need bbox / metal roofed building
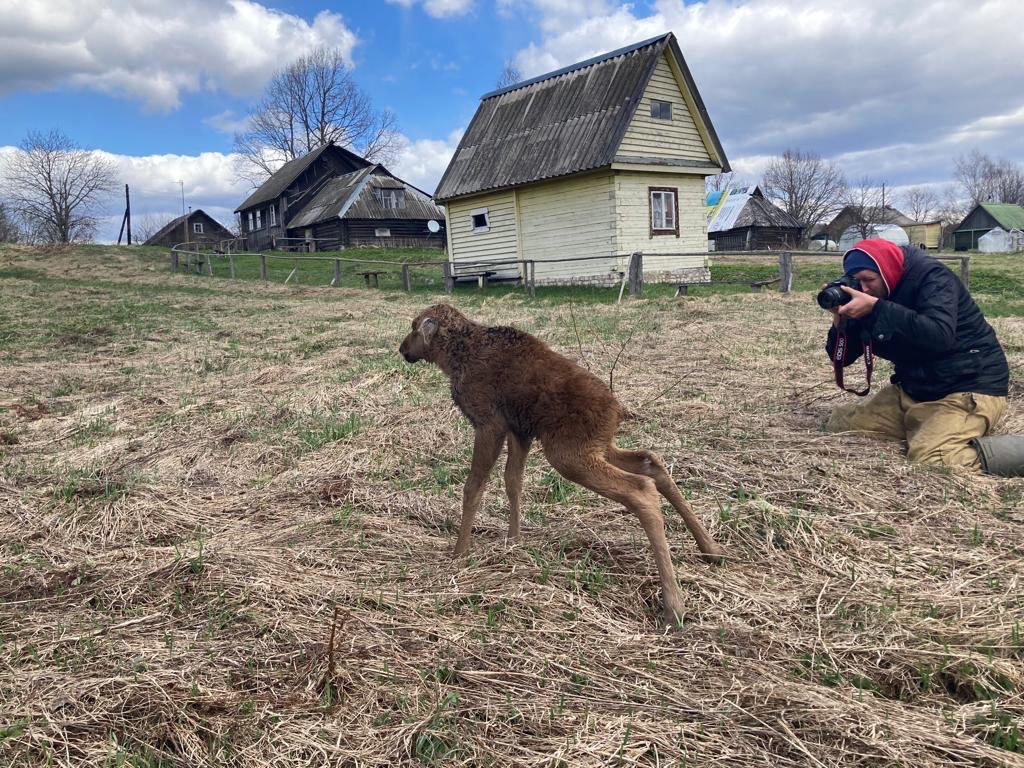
[434,32,730,286]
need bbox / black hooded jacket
[826,246,1009,402]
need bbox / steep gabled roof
[434,32,729,202]
[235,143,371,212]
[286,166,445,228]
[707,186,801,232]
[979,202,1024,231]
[144,209,232,244]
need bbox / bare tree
[1,130,117,244]
[233,47,400,186]
[131,212,168,243]
[935,183,969,248]
[705,171,735,193]
[840,177,897,241]
[761,149,847,244]
[496,60,522,89]
[954,150,1024,206]
[899,185,939,222]
[0,201,20,243]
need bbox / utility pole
[179,181,185,216]
[116,184,132,245]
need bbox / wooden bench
[675,276,781,297]
[451,268,498,288]
[358,270,389,287]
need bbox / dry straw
[1,245,1022,766]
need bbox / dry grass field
[1,244,1023,767]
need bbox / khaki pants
[826,384,1007,468]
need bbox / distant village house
[143,209,234,248]
[705,185,802,251]
[234,142,445,251]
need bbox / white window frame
[255,209,263,230]
[470,207,490,233]
[376,188,405,210]
[650,99,673,120]
[247,212,254,231]
[193,222,204,234]
[375,227,392,238]
[649,188,677,234]
[269,204,276,227]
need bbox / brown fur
[399,304,725,624]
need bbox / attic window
[650,99,673,120]
[193,222,204,234]
[375,188,406,209]
[471,208,490,232]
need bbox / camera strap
[833,331,873,396]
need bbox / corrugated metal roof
[707,187,801,233]
[286,166,445,228]
[234,143,371,212]
[980,203,1024,230]
[434,32,729,202]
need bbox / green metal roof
[980,203,1024,231]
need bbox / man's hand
[837,285,879,319]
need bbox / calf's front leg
[453,426,506,556]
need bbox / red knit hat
[843,239,905,295]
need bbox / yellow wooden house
[433,33,730,286]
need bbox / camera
[817,274,860,310]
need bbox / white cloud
[0,1,358,111]
[389,129,465,195]
[504,0,1024,186]
[385,0,475,18]
[2,127,463,242]
[203,110,252,136]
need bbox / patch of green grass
[298,414,362,450]
[53,467,140,504]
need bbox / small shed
[285,165,445,248]
[706,185,802,251]
[144,209,234,248]
[953,203,1024,250]
[824,206,914,244]
[903,220,943,250]
[434,32,729,286]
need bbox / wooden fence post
[333,259,341,287]
[259,254,267,281]
[206,254,214,277]
[529,261,536,298]
[628,252,643,297]
[401,263,411,292]
[170,250,178,273]
[443,261,454,294]
[778,251,793,293]
[960,256,970,288]
[228,254,235,280]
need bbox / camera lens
[816,285,848,310]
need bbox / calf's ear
[419,317,439,345]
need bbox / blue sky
[1,0,1023,242]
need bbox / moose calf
[399,304,724,623]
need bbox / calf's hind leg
[504,435,532,541]
[606,447,725,563]
[544,446,687,624]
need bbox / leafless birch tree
[2,130,117,243]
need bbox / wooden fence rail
[169,244,972,296]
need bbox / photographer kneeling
[822,239,1021,475]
